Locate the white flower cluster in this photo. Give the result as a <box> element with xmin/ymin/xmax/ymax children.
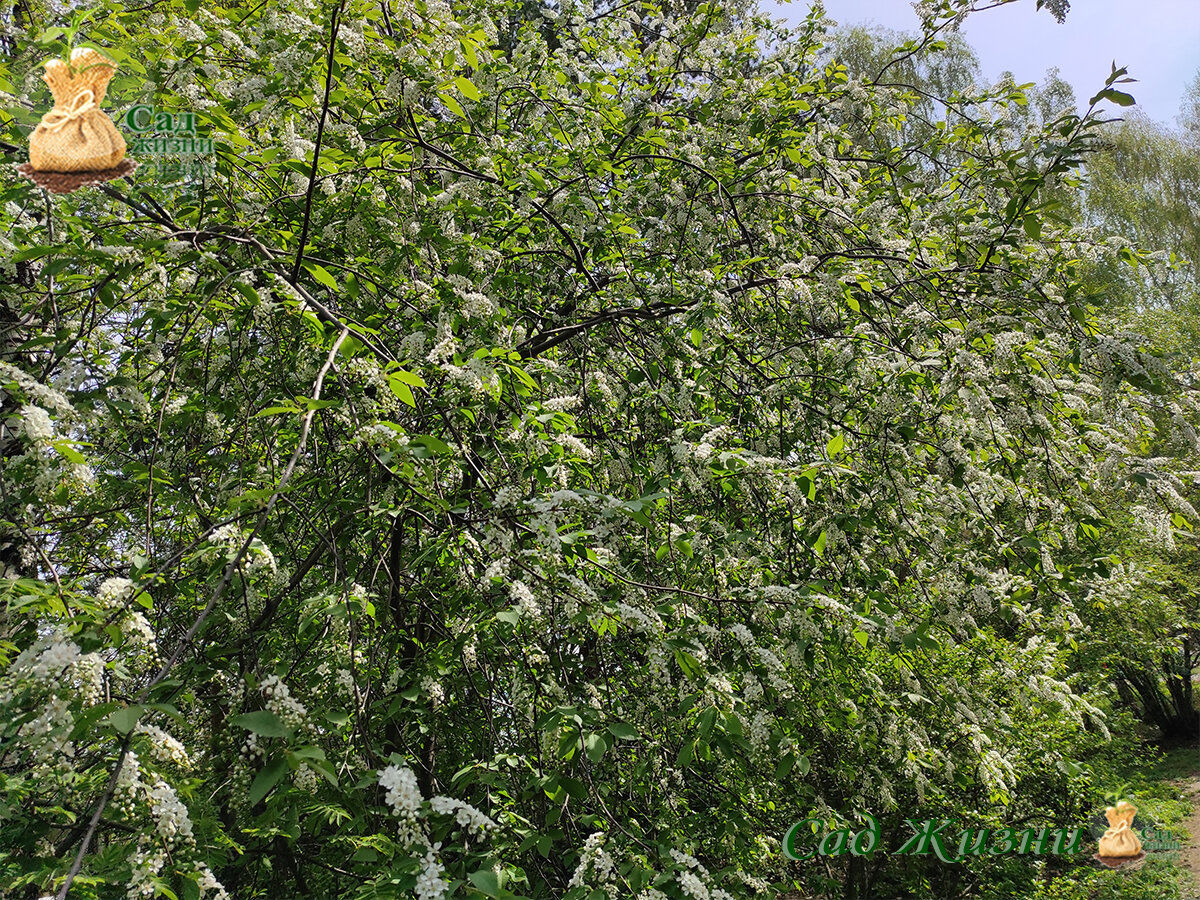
<box><xmin>95</xmin><ymin>579</ymin><xmax>158</xmax><ymax>659</ymax></box>
<box><xmin>353</xmin><ymin>421</ymin><xmax>406</xmax><ymax>451</ymax></box>
<box><xmin>379</xmin><ymin>763</ymin><xmax>423</xmax><ymax>819</ymax></box>
<box><xmin>246</xmin><ymin>537</ymin><xmax>277</xmax><ymax>575</ymax></box>
<box><xmin>462</xmin><ymin>636</ymin><xmax>479</xmax><ymax>668</ymax></box>
<box><xmin>239</xmin><ymin>731</ymin><xmax>264</xmax><ymax>767</ymax></box>
<box><xmin>207</xmin><ymin>523</ymin><xmax>244</xmax><ymax>559</ymax></box>
<box><xmin>279</xmin><ymin>117</ymin><xmax>316</xmax><ymax>162</ymax></box>
<box><xmin>136</xmin><ymin>723</ymin><xmax>192</xmax><ymax>769</ymax></box>
<box><xmin>146</xmin><ymin>774</ymin><xmax>195</xmax><ymax>844</ymax></box>
<box><xmin>174</xmin><ymin>16</ymin><xmax>207</xmax><ymax>41</ymax></box>
<box><xmin>421</xmin><ymin>676</ymin><xmax>445</xmax><ymax>707</ymax></box>
<box><xmin>415</xmin><ymin>844</ymin><xmax>449</xmax><ymax>900</ymax></box>
<box><xmin>678</xmin><ymin>871</ymin><xmax>709</xmax><ymax>900</ymax></box>
<box><xmin>261</xmin><ymin>674</ymin><xmax>307</xmax><ymax>727</ymax></box>
<box><xmin>668</xmin><ymin>848</ymin><xmax>735</xmax><ymax>900</ymax></box>
<box><xmin>114</xmin><ymin>750</ymin><xmax>143</xmax><ymax>817</ymax></box>
<box><xmin>0</xmin><ymin>363</ymin><xmax>73</xmax><ymax>416</ymax></box>
<box><xmin>196</xmin><ymin>864</ymin><xmax>230</xmax><ymax>899</ymax></box>
<box><xmin>19</xmin><ymin>403</ymin><xmax>53</xmax><ymax>441</ymax></box>
<box><xmin>379</xmin><ymin>764</ymin><xmax>498</xmax><ymax>890</ymax></box>
<box><xmin>569</xmin><ymin>832</ymin><xmax>615</xmax><ymax>887</ymax></box>
<box><xmin>206</xmin><ymin>524</ymin><xmax>277</xmax><ymax>574</ymax></box>
<box><xmin>97</xmin><ymin>577</ymin><xmax>135</xmax><ymax>608</ymax></box>
<box><xmin>428</xmin><ymin>795</ymin><xmax>496</xmax><ymax>835</ymax></box>
<box><xmin>1</xmin><ymin>629</ymin><xmax>105</xmax><ymax>740</ymax></box>
<box><xmin>509</xmin><ymin>580</ymin><xmax>542</xmax><ymax>621</ymax></box>
<box><xmin>31</xmin><ymin>633</ymin><xmax>79</xmax><ymax>677</ymax></box>
<box><xmin>126</xmin><ymin>845</ymin><xmax>167</xmax><ymax>899</ymax></box>
<box><xmin>119</xmin><ymin>748</ymin><xmax>217</xmax><ymax>896</ymax></box>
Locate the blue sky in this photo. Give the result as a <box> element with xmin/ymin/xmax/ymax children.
<box><xmin>763</xmin><ymin>0</ymin><xmax>1200</xmax><ymax>127</ymax></box>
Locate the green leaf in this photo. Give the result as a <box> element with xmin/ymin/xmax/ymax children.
<box><xmin>230</xmin><ymin>711</ymin><xmax>291</xmax><ymax>738</ymax></box>
<box><xmin>104</xmin><ymin>704</ymin><xmax>145</xmax><ymax>734</ymax></box>
<box><xmin>674</xmin><ymin>649</ymin><xmax>702</xmax><ymax>678</ymax></box>
<box><xmin>468</xmin><ymin>869</ymin><xmax>501</xmax><ymax>896</ymax></box>
<box><xmin>387</xmin><ymin>376</ymin><xmax>415</xmax><ymax>408</ymax></box>
<box><xmin>1056</xmin><ymin>758</ymin><xmax>1086</xmax><ymax>777</ymax></box>
<box><xmin>302</xmin><ymin>756</ymin><xmax>340</xmax><ymax>787</ymax></box>
<box><xmin>505</xmin><ymin>362</ymin><xmax>538</xmax><ymax>391</ymax></box>
<box><xmin>409</xmin><ymin>435</ymin><xmax>452</xmax><ymax>454</ymax></box>
<box><xmin>301</xmin><ymin>397</ymin><xmax>340</xmax><ymax>411</ymax></box>
<box><xmin>1023</xmin><ymin>215</ymin><xmax>1042</xmax><ymax>240</ymax></box>
<box><xmin>455</xmin><ymin>76</ymin><xmax>481</xmax><ymax>101</ymax></box>
<box><xmin>288</xmin><ymin>745</ymin><xmax>326</xmax><ymax>762</ymax></box>
<box><xmin>1090</xmin><ymin>88</ymin><xmax>1136</xmax><ymax>107</ymax></box>
<box><xmin>71</xmin><ymin>702</ymin><xmax>119</xmax><ymax>740</ymax></box>
<box><xmin>53</xmin><ymin>441</ymin><xmax>86</xmax><ymax>464</ymax></box>
<box><xmin>557</xmin><ymin>728</ymin><xmax>580</xmax><ymax>760</ymax></box>
<box><xmin>248</xmin><ymin>757</ymin><xmax>290</xmax><ymax>806</ymax></box>
<box><xmin>607</xmin><ymin>722</ymin><xmax>638</xmax><ymax>740</ymax></box>
<box><xmin>388</xmin><ymin>368</ymin><xmax>427</xmax><ymax>388</ymax></box>
<box><xmin>439</xmin><ymin>91</ymin><xmax>466</xmax><ymax>119</ymax></box>
<box><xmin>461</xmin><ymin>36</ymin><xmax>480</xmax><ymax>70</ymax></box>
<box><xmin>301</xmin><ymin>262</ymin><xmax>339</xmax><ymax>292</ymax></box>
<box><xmin>144</xmin><ymin>702</ymin><xmax>184</xmax><ymax>724</ymax></box>
<box><xmin>584</xmin><ymin>732</ymin><xmax>609</xmax><ymax>764</ymax></box>
<box><xmin>776</xmin><ymin>753</ymin><xmax>796</xmax><ymax>779</ymax></box>
<box><xmin>812</xmin><ymin>530</ymin><xmax>828</xmax><ymax>557</ymax></box>
<box><xmin>677</xmin><ymin>740</ymin><xmax>694</xmax><ymax>767</ymax></box>
<box><xmin>826</xmin><ymin>434</ymin><xmax>844</xmax><ymax>456</ymax></box>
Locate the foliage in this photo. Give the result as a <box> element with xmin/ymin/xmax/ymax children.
<box><xmin>1070</xmin><ymin>67</ymin><xmax>1200</xmax><ymax>747</ymax></box>
<box><xmin>1084</xmin><ymin>110</ymin><xmax>1200</xmax><ymax>309</ymax></box>
<box><xmin>0</xmin><ymin>0</ymin><xmax>1195</xmax><ymax>898</ymax></box>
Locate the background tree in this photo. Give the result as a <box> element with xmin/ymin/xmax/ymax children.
<box><xmin>1064</xmin><ymin>71</ymin><xmax>1200</xmax><ymax>746</ymax></box>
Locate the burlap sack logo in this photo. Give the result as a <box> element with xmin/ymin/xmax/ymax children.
<box><xmin>1094</xmin><ymin>799</ymin><xmax>1144</xmax><ymax>868</ymax></box>
<box><xmin>17</xmin><ymin>46</ymin><xmax>137</xmax><ymax>194</ymax></box>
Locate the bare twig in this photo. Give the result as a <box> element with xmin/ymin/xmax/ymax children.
<box><xmin>291</xmin><ymin>0</ymin><xmax>346</xmax><ymax>282</ymax></box>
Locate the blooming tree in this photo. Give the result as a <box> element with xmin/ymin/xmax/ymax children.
<box><xmin>0</xmin><ymin>0</ymin><xmax>1194</xmax><ymax>898</ymax></box>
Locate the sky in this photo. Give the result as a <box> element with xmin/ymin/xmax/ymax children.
<box><xmin>764</xmin><ymin>0</ymin><xmax>1200</xmax><ymax>127</ymax></box>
